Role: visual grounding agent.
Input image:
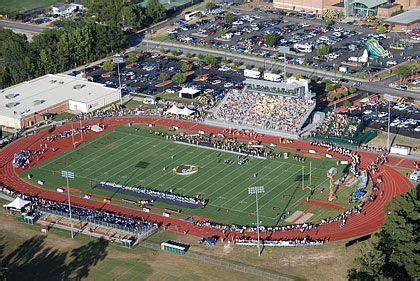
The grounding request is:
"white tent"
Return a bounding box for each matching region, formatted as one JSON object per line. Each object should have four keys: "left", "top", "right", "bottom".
{"left": 3, "top": 197, "right": 31, "bottom": 210}
{"left": 91, "top": 124, "right": 104, "bottom": 132}
{"left": 166, "top": 105, "right": 183, "bottom": 115}
{"left": 180, "top": 107, "right": 195, "bottom": 116}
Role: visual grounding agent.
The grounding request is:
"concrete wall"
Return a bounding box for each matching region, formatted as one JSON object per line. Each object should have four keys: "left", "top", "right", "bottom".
{"left": 272, "top": 0, "right": 339, "bottom": 14}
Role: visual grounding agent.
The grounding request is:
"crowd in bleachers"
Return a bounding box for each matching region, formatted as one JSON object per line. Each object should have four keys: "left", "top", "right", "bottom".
{"left": 98, "top": 182, "right": 208, "bottom": 208}
{"left": 313, "top": 112, "right": 361, "bottom": 141}
{"left": 211, "top": 90, "right": 314, "bottom": 133}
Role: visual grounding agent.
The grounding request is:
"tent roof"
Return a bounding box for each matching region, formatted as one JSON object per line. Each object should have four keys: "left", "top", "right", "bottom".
{"left": 3, "top": 197, "right": 31, "bottom": 209}
{"left": 179, "top": 88, "right": 201, "bottom": 95}
{"left": 180, "top": 107, "right": 194, "bottom": 116}
{"left": 167, "top": 105, "right": 182, "bottom": 115}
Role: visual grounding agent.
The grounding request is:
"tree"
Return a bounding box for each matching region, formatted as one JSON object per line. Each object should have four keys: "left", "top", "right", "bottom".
{"left": 171, "top": 49, "right": 180, "bottom": 56}
{"left": 294, "top": 73, "right": 302, "bottom": 80}
{"left": 180, "top": 63, "right": 192, "bottom": 72}
{"left": 225, "top": 12, "right": 234, "bottom": 24}
{"left": 85, "top": 0, "right": 142, "bottom": 28}
{"left": 146, "top": 0, "right": 166, "bottom": 24}
{"left": 264, "top": 33, "right": 277, "bottom": 47}
{"left": 171, "top": 73, "right": 186, "bottom": 85}
{"left": 205, "top": 0, "right": 215, "bottom": 10}
{"left": 316, "top": 43, "right": 330, "bottom": 57}
{"left": 233, "top": 61, "right": 241, "bottom": 68}
{"left": 325, "top": 17, "right": 333, "bottom": 28}
{"left": 197, "top": 54, "right": 205, "bottom": 61}
{"left": 158, "top": 72, "right": 169, "bottom": 81}
{"left": 257, "top": 66, "right": 265, "bottom": 73}
{"left": 218, "top": 27, "right": 227, "bottom": 37}
{"left": 127, "top": 53, "right": 137, "bottom": 63}
{"left": 204, "top": 55, "right": 217, "bottom": 66}
{"left": 102, "top": 60, "right": 114, "bottom": 71}
{"left": 349, "top": 188, "right": 420, "bottom": 279}
{"left": 376, "top": 23, "right": 387, "bottom": 34}
{"left": 160, "top": 48, "right": 167, "bottom": 54}
{"left": 349, "top": 86, "right": 357, "bottom": 94}
{"left": 245, "top": 64, "right": 253, "bottom": 70}
{"left": 327, "top": 96, "right": 335, "bottom": 103}
{"left": 271, "top": 68, "right": 279, "bottom": 74}
{"left": 185, "top": 52, "right": 193, "bottom": 58}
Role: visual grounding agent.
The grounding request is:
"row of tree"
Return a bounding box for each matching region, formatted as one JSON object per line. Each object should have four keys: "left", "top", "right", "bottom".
{"left": 0, "top": 20, "right": 127, "bottom": 88}
{"left": 85, "top": 0, "right": 166, "bottom": 30}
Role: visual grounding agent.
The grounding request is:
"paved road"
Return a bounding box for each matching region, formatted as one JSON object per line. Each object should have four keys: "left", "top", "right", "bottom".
{"left": 0, "top": 20, "right": 46, "bottom": 33}
{"left": 138, "top": 39, "right": 420, "bottom": 99}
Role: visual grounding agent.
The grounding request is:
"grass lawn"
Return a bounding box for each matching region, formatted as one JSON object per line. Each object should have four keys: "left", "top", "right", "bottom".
{"left": 0, "top": 0, "right": 60, "bottom": 12}
{"left": 52, "top": 112, "right": 76, "bottom": 121}
{"left": 22, "top": 125, "right": 356, "bottom": 226}
{"left": 0, "top": 206, "right": 256, "bottom": 280}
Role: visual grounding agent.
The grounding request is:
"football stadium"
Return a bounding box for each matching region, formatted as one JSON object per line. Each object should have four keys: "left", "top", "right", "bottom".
{"left": 20, "top": 124, "right": 350, "bottom": 226}
{"left": 1, "top": 116, "right": 413, "bottom": 246}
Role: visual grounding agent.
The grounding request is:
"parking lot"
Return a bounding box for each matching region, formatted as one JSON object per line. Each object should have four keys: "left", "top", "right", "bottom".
{"left": 80, "top": 52, "right": 245, "bottom": 101}
{"left": 163, "top": 8, "right": 419, "bottom": 76}
{"left": 345, "top": 99, "right": 420, "bottom": 139}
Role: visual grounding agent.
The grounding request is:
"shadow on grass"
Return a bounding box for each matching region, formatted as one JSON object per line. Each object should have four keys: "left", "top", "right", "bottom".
{"left": 0, "top": 235, "right": 109, "bottom": 281}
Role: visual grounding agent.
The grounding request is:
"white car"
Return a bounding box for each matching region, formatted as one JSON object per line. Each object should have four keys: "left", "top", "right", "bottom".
{"left": 218, "top": 66, "right": 231, "bottom": 72}
{"left": 377, "top": 112, "right": 388, "bottom": 118}
{"left": 211, "top": 80, "right": 221, "bottom": 85}
{"left": 348, "top": 106, "right": 357, "bottom": 111}
{"left": 165, "top": 88, "right": 175, "bottom": 94}
{"left": 363, "top": 110, "right": 373, "bottom": 115}
{"left": 415, "top": 126, "right": 420, "bottom": 132}
{"left": 393, "top": 103, "right": 408, "bottom": 111}
{"left": 386, "top": 61, "right": 397, "bottom": 66}
{"left": 224, "top": 82, "right": 234, "bottom": 88}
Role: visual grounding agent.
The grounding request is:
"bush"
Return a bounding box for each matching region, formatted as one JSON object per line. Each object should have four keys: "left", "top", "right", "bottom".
{"left": 349, "top": 86, "right": 357, "bottom": 94}
{"left": 180, "top": 63, "right": 192, "bottom": 72}
{"left": 158, "top": 72, "right": 169, "bottom": 81}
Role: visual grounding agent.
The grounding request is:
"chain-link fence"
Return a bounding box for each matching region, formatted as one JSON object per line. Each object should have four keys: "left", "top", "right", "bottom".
{"left": 140, "top": 241, "right": 293, "bottom": 281}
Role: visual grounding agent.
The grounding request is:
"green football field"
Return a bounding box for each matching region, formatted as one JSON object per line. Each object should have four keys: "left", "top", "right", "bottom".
{"left": 22, "top": 125, "right": 353, "bottom": 226}
{"left": 0, "top": 0, "right": 60, "bottom": 12}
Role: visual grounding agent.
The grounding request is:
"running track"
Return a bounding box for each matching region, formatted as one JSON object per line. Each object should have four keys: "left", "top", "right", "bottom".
{"left": 0, "top": 117, "right": 413, "bottom": 242}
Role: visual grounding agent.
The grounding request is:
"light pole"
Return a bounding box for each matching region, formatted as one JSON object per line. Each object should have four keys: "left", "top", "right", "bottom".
{"left": 113, "top": 55, "right": 124, "bottom": 105}
{"left": 61, "top": 170, "right": 75, "bottom": 239}
{"left": 248, "top": 186, "right": 265, "bottom": 256}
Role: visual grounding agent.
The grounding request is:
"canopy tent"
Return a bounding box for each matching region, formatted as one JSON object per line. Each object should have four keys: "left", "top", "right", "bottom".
{"left": 166, "top": 105, "right": 183, "bottom": 115}
{"left": 166, "top": 105, "right": 195, "bottom": 116}
{"left": 3, "top": 197, "right": 31, "bottom": 210}
{"left": 180, "top": 107, "right": 195, "bottom": 116}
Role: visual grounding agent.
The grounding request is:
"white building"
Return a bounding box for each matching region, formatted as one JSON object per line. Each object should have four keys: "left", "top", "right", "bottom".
{"left": 0, "top": 74, "right": 120, "bottom": 129}
{"left": 51, "top": 3, "right": 83, "bottom": 17}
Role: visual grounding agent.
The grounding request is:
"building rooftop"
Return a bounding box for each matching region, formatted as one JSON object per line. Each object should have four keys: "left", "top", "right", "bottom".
{"left": 0, "top": 74, "right": 119, "bottom": 119}
{"left": 385, "top": 7, "right": 420, "bottom": 25}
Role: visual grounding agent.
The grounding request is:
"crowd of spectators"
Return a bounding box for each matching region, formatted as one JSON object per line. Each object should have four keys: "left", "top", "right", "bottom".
{"left": 169, "top": 133, "right": 279, "bottom": 159}
{"left": 235, "top": 237, "right": 325, "bottom": 247}
{"left": 211, "top": 90, "right": 314, "bottom": 133}
{"left": 12, "top": 149, "right": 45, "bottom": 168}
{"left": 313, "top": 112, "right": 361, "bottom": 141}
{"left": 310, "top": 141, "right": 361, "bottom": 178}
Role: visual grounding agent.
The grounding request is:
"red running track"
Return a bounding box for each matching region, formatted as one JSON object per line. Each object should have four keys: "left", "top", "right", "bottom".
{"left": 0, "top": 117, "right": 413, "bottom": 241}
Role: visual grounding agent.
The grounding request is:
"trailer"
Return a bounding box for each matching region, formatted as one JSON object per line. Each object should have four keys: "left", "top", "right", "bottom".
{"left": 244, "top": 69, "right": 261, "bottom": 79}
{"left": 263, "top": 72, "right": 282, "bottom": 82}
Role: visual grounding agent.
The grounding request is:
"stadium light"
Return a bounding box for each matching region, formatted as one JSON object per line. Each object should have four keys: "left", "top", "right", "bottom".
{"left": 113, "top": 54, "right": 124, "bottom": 105}
{"left": 248, "top": 186, "right": 265, "bottom": 256}
{"left": 61, "top": 170, "right": 75, "bottom": 239}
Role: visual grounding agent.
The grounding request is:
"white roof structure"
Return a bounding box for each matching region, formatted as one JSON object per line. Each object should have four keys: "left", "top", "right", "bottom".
{"left": 166, "top": 105, "right": 194, "bottom": 116}
{"left": 180, "top": 107, "right": 194, "bottom": 116}
{"left": 179, "top": 88, "right": 201, "bottom": 96}
{"left": 3, "top": 197, "right": 31, "bottom": 210}
{"left": 167, "top": 105, "right": 183, "bottom": 115}
{"left": 0, "top": 74, "right": 119, "bottom": 119}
